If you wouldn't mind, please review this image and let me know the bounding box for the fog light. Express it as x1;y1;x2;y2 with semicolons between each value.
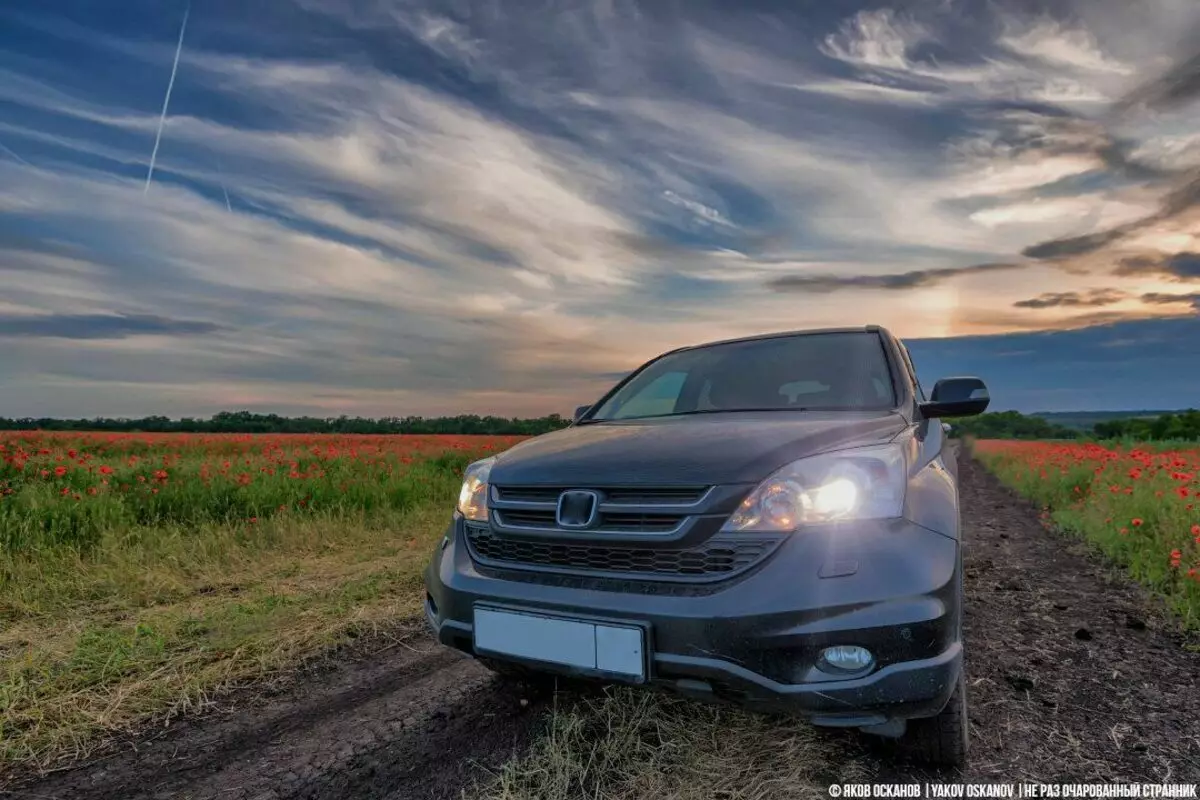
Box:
818;645;874;674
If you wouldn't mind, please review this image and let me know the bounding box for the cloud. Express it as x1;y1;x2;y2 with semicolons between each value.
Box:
1013;289;1128;309
1114;251;1200;280
1141;291;1200;308
948;308;1173;334
1115;44;1200;112
766;262;1024;293
998;18;1133;75
4;0;1200;417
819;9;930;72
1021;230;1126;259
1167;251;1200;277
0;313;223;340
816;8;1134;110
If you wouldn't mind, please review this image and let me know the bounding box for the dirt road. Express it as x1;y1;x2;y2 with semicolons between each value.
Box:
8;455;1199;799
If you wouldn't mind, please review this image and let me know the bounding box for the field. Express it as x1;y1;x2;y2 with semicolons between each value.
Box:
0;431;521;779
972;439;1200;626
6;435;1200;799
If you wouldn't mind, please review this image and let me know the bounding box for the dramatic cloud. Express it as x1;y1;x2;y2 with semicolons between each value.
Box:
1114;251;1200;280
1021;231;1126;260
0;313;222;340
1141;291;1200;308
2;0;1200;416
767;263;1022;293
1013;289;1128;309
1115;44;1200;112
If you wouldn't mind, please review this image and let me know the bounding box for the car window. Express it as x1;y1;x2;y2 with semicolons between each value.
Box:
590;332;896;421
599;371;688;420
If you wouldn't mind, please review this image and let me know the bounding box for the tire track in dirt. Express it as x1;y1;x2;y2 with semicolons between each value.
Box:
8;452;1200;799
948;455;1200;783
7;635;553;800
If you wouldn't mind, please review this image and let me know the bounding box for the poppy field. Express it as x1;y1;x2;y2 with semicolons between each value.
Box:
973;439;1200;626
0;431;522;554
0;431;524;779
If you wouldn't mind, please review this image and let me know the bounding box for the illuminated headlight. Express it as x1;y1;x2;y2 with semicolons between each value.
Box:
456;457;495;522
721;444;906;532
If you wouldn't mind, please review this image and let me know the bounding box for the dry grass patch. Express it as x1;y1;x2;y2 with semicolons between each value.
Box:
0;505;449;783
478;686;877;800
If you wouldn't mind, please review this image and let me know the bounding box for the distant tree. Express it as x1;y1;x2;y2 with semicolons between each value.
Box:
951;411;1079;440
1093;409;1200;441
4;408;1196;441
0;411;573;436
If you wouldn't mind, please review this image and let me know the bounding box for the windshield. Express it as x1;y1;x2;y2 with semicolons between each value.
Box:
587;332;897;422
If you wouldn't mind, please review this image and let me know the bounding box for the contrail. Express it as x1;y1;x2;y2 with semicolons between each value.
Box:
0;138;30;166
145;2;190;194
214;154;233;212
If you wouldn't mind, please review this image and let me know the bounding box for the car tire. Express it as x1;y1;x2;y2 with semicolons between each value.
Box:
900;668;969;768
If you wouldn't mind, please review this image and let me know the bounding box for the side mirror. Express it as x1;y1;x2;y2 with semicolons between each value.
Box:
941;422;953;434
919;377;990;418
573;405;591;422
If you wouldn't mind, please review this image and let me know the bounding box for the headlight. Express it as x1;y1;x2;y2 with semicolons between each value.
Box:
721;444;906;532
456;457;495;522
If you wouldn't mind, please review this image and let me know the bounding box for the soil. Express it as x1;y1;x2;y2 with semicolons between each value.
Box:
6;453;1199;799
949;455;1199;783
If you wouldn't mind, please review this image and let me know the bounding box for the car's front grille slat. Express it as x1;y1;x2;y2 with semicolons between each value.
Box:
493;509;685;533
492;485;710;507
492;486;561;503
496;509;558;527
464;523;776;581
598;512;681;532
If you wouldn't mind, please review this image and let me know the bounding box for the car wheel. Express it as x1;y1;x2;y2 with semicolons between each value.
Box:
899;668;968;768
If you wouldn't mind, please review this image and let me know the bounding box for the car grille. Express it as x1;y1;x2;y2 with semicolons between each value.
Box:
464;523;776;579
492;485;709;505
494;508;684;533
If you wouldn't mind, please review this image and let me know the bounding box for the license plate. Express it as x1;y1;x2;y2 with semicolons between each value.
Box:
473;606;646;681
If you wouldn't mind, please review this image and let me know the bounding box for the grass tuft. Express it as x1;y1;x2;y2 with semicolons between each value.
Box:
478;686;874;800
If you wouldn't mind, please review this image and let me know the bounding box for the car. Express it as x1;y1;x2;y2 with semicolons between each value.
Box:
424;325;990;766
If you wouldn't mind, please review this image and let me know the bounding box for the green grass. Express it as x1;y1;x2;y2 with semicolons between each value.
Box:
972;439;1200;629
0;432;505;783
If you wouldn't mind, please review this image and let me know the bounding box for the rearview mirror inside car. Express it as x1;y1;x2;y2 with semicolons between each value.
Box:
919;377;990;418
574;405;591;422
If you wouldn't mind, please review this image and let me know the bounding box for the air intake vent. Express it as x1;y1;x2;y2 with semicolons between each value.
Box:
464;523;776;580
493;509;685;533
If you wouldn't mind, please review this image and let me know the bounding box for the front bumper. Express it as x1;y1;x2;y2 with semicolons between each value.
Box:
424;515;963;728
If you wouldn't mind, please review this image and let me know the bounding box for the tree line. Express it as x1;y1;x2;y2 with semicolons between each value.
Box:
1091;409;1200;441
0;410;572;436
1;408;1197;441
951;409;1200;441
948;410;1080;440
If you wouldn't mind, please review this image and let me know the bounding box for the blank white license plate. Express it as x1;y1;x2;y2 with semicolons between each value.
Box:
473;606;646;681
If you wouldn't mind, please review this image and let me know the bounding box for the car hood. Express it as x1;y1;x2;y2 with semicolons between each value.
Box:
488;411;908;486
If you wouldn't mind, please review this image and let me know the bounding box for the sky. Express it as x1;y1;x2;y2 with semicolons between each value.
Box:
1;0;1199;418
